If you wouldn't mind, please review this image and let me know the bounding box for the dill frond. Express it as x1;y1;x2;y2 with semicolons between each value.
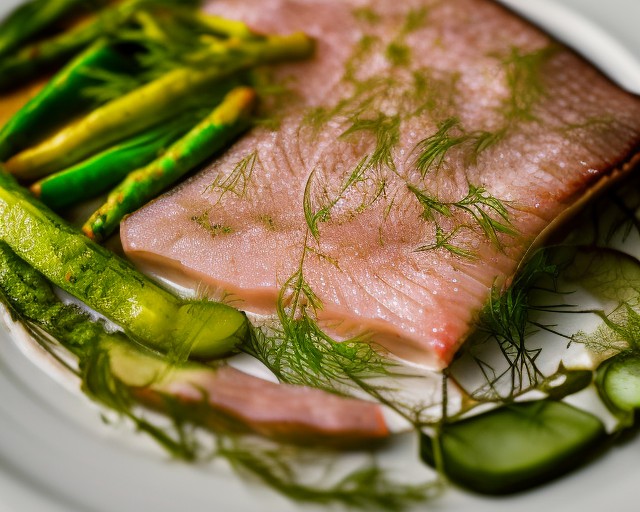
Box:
216;436;439;511
459;250;563;399
344;34;381;83
304;156;382;239
81;67;147;104
341;113;401;172
414;117;469;176
384;7;429;68
204;150;258;203
402;7;430;34
408;182;516;255
386;41;411;67
414;118;505;176
500;44;557;122
352;6;382;25
415;226;476;259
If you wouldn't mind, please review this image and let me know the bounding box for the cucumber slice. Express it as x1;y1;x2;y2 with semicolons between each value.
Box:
597;352;640;414
421;400;606;494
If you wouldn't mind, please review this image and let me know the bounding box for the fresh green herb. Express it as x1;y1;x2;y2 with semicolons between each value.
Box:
414;117;504;176
216;436;439;511
304;156;385;239
416;226;475;259
385;7;429;67
499;45;557;122
204;149;258;204
449;249;569;401
352;7;381;25
386;42;411;67
192;211;234;238
341;113;401;172
414;118;469;175
408;182;517;256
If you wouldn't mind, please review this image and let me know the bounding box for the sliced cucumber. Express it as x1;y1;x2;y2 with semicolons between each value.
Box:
421;400;606;494
596;352;640;415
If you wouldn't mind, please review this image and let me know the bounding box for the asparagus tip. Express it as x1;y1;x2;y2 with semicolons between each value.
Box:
29;182;42;198
82;224;98;241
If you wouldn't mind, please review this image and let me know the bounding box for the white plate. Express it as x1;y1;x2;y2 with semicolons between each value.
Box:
1;2;640;511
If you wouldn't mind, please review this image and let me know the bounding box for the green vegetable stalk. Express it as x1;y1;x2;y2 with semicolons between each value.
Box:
31;113;198;210
0;41;133;161
0;168;247;360
0;0;201;91
0;0;98;59
4;32;313;179
84;86;256;241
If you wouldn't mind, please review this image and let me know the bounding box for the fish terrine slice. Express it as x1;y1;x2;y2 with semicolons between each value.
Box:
121;0;640;368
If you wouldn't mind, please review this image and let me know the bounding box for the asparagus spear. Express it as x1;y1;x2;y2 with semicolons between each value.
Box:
0;41;134;161
31;113;198;210
0;0;99;59
84;86;256;241
4;32;313;179
0;0;200;91
0;1;136;91
0;168;247;360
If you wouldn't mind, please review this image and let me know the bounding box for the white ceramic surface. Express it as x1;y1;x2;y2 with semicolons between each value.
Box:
1;1;639;511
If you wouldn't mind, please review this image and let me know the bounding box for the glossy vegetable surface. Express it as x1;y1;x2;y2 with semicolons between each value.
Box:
0;169;247;359
421;400;606;494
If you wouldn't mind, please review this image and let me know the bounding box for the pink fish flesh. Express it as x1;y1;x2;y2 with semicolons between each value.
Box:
121;0;640;368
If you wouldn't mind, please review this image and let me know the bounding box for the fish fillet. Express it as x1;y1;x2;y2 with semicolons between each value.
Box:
121;0;640;368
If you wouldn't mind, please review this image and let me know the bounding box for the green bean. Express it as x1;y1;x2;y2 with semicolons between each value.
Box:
0;41;133;161
84;86;256;241
4;32;313;179
0;0;198;91
0;0;98;59
31;113;198;210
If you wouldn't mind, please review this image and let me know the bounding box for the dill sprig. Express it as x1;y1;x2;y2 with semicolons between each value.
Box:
416;226;475;259
500;45;557;122
414;117;504;176
352;7;382;25
341;113;401;172
385;7;429;67
242;237;426;424
215;436;439;511
81;67;147;103
244;266;397;394
459;250;566;400
408;182;516;255
304;156;385;239
203;149;258;204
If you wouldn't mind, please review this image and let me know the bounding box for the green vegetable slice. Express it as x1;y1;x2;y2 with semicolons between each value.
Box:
597;352;640;415
421;400;606;494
